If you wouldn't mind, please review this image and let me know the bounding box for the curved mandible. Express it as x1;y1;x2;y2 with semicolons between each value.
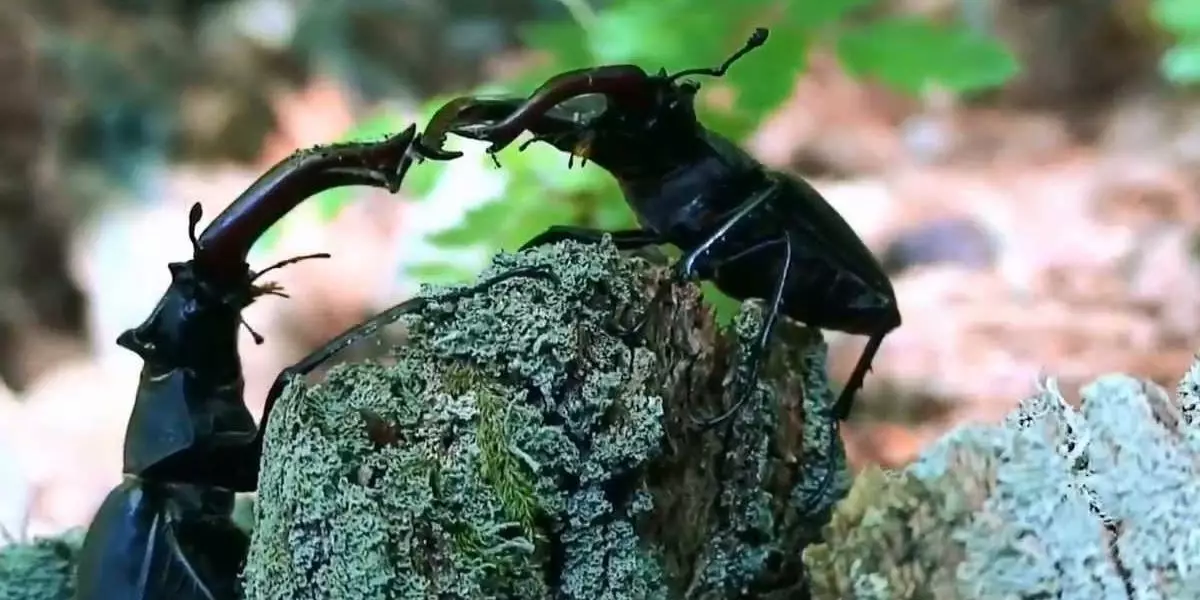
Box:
193;125;432;273
453;65;657;153
413;96;487;158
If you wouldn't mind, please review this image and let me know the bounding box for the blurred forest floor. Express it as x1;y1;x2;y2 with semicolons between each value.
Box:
3;0;1200;543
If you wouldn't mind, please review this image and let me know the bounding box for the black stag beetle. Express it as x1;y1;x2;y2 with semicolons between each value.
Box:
74;125;549;599
436;28;900;504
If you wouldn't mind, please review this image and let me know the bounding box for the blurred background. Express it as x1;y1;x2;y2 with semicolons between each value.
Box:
0;0;1198;542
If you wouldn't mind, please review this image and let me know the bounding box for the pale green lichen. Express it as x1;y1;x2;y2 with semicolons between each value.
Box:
804;358;1200;600
0;529;82;600
243;238;843;599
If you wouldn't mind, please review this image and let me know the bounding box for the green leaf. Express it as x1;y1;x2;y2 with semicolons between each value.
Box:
586;1;733;68
1153;0;1200;34
782;0;879;31
836;18;1019;95
589;190;638;230
587;1;681;64
404;261;481;286
425;200;511;248
426;188;579;254
700;283;742;326
519;20;594;69
1162;40;1200;84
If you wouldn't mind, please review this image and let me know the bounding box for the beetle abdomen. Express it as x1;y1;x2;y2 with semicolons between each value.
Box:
75;479;246;600
708;233;897;335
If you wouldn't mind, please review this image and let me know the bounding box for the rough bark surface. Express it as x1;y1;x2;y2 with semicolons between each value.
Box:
241;239;849;600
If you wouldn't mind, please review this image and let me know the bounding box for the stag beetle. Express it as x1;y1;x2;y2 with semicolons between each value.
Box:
439;28;900;505
74;124;548;599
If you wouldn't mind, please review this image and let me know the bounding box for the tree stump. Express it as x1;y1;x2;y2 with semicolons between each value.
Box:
242;238;849;599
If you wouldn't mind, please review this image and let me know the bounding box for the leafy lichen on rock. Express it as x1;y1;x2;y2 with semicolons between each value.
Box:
803;359;1200;600
0;528;81;600
242;238;846;599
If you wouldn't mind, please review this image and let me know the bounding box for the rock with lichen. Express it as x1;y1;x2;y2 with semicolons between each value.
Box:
804;358;1200;599
241;238;848;599
0;529;82;600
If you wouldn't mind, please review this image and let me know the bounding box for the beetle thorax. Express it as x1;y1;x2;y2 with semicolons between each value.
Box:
622;128;764;239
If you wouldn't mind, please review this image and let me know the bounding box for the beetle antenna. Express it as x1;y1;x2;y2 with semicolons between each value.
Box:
238;252;331;345
238;315;265;345
187;202;203;255
667;27;768;82
250;252;332;283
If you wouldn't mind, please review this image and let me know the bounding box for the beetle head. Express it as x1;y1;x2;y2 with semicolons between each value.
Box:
526;27;770;167
116;260;249;378
117;204;304;376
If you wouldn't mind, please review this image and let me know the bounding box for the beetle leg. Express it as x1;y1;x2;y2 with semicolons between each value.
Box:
648;180;789;428
673;182;780;279
264;265;557;415
833;333;884;421
797;329;888;514
690;233;792;430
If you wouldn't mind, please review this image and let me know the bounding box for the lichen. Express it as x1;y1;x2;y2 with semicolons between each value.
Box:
804;358;1200;599
0;529;82;600
242;238;843;599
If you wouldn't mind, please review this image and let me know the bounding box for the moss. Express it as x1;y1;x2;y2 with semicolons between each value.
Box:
0;529;83;600
242;238;843;599
804;362;1200;599
473;369;541;545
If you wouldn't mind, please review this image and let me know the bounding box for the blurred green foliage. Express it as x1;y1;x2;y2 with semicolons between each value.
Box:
1154;0;1200;84
263;0;1018;318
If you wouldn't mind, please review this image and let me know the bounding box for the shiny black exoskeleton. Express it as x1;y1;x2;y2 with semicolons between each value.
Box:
72;125;547;599
440;28;901;502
